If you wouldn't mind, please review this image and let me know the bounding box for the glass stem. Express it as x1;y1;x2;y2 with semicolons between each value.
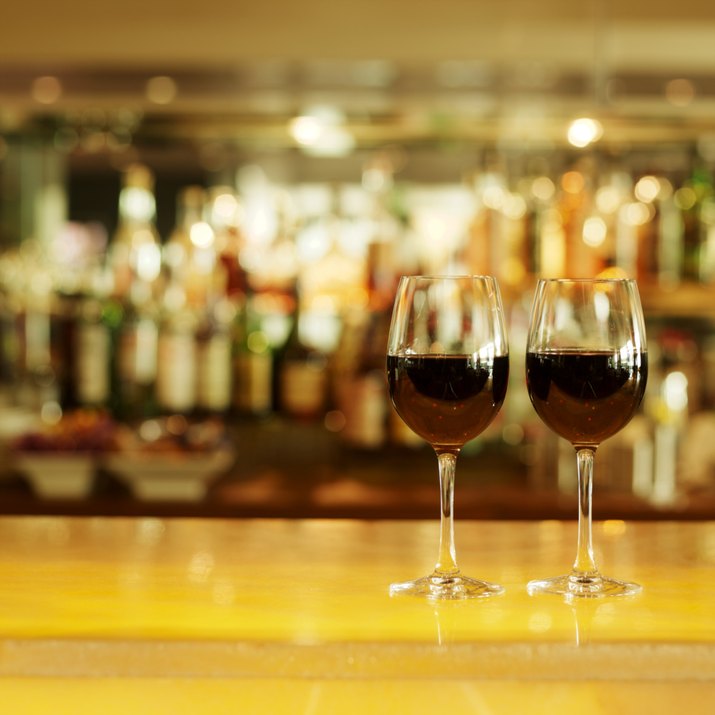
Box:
573;448;599;580
434;451;460;578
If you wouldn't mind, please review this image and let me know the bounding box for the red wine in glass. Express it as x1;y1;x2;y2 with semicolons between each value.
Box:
387;353;509;450
526;349;647;449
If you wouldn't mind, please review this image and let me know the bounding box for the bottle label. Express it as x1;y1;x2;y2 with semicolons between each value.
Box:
119;318;158;384
76;323;110;405
234;351;273;414
340;373;387;449
197;334;232;411
280;361;327;416
156;331;197;412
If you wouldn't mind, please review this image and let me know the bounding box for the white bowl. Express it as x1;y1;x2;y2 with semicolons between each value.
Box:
15;453;96;500
104;449;234;502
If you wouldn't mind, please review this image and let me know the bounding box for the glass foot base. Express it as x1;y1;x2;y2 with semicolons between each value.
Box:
527;573;642;600
390;572;504;600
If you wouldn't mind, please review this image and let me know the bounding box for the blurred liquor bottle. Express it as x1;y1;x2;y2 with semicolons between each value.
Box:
0;288;20;405
163;185;205;288
232;296;275;419
240;197;301;419
334;306;389;451
73;289;122;411
333;224;392;449
103;164;164;423
681;164;713;283
50;290;80;411
657;183;684;287
559;168;604;279
155;278;198;419
697;185;715;284
276;298;330;422
206;185;248;301
108;163;163;302
18;274;57;412
113;294;159;423
195;296;235;419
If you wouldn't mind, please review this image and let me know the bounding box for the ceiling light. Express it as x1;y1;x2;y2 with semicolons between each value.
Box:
567;117;603;148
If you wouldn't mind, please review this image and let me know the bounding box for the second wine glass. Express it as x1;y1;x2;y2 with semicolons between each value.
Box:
525;278;648;599
386;275;509;599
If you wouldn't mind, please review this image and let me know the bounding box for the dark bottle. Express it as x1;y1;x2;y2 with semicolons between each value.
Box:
0;289;20;404
334;308;389;451
50;290;81;411
277;303;329;422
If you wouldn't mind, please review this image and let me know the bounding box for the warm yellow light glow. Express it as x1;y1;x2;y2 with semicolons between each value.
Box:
528;612;553;634
597;266;628;280
595;186;621;214
634;175;661;203
135;243;162;282
501;256;527;285
561;171;584;194
189;221;215;249
212;193;240;223
146;76;177;105
32;75;62;104
503;193;527;220
567;117;603;148
663;370;688;412
657;177;674;201
621;201;653;226
674;187;697;211
539;209;566;276
531;176;555;202
583;216;607;247
665;78;696;107
120;187;155;222
247;331;269;354
309;128;356;157
290;116;323;146
482;185;505;210
603;519;627;537
288;107;355;156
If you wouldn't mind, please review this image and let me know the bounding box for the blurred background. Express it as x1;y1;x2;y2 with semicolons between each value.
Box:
0;0;714;518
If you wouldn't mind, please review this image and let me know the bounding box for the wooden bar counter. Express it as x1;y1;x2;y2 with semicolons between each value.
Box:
1;517;714;713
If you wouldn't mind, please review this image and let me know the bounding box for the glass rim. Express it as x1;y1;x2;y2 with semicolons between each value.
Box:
535;277;637;284
398;274;499;281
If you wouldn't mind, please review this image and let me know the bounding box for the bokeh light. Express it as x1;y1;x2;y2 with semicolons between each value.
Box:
567;117;603;148
32;76;62;105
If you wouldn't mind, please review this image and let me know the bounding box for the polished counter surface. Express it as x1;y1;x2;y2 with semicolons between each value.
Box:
2;517;715;713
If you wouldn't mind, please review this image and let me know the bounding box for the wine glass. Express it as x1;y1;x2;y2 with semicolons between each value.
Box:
525;278;648;598
386;275;509;599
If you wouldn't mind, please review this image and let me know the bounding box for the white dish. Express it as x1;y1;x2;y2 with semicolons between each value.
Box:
103;449;234;502
15;453;96;500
